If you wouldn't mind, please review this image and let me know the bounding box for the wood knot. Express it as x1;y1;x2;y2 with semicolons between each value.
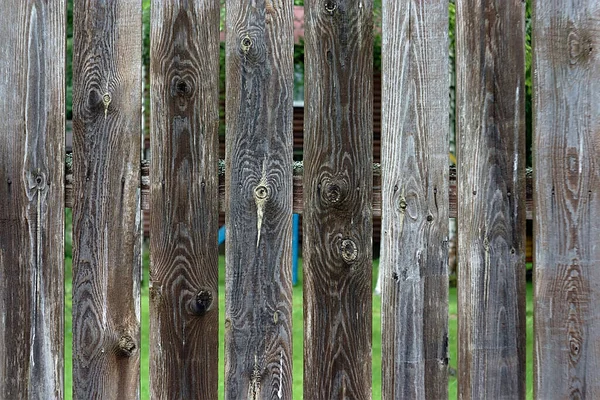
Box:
102;93;111;117
34;171;46;190
568;30;593;64
324;0;337;14
172;76;194;98
254;185;269;200
116;335;136;358
324;183;341;203
340;239;358;263
398;196;407;211
319;176;347;206
241;35;253;54
190;289;214;316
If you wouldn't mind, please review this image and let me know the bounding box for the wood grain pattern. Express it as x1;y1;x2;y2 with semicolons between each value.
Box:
224;1;294;399
455;1;527;398
380;1;449;398
71;1;142;398
303;1;373;398
149;1;220;398
533;1;600;398
71;163;535;219
0;1;65;398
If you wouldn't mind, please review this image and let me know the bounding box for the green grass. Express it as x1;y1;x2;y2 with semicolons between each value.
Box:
64;244;534;399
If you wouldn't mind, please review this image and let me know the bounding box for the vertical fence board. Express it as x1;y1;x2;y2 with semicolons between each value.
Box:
0;1;65;398
380;1;449;399
533;1;600;398
456;1;526;398
224;1;294;398
72;1;142;398
149;1;220;398
303;1;373;398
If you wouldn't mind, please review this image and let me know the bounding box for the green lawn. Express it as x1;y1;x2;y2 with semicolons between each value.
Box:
64;245;534;399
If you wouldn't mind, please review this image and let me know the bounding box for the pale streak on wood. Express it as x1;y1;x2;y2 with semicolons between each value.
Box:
149;1;221;398
225;0;294;398
533;1;600;398
71;1;142;398
380;1;449;398
456;1;526;398
0;1;65;398
255;159;269;248
303;0;373;398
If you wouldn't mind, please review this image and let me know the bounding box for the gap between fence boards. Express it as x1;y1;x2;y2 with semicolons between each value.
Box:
63;155;534;219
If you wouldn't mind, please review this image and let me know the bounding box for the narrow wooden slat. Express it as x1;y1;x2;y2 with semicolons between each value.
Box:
380;1;449;398
456;1;526;398
533;1;600;398
71;1;142;397
0;1;65;398
224;1;294;398
303;1;373;398
149;1;220;397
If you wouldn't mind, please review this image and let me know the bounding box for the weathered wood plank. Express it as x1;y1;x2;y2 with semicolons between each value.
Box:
380;1;449;398
0;1;65;398
533;1;600;398
456;1;527;398
303;1;373;398
71;1;142;398
149;1;220;398
224;1;294;398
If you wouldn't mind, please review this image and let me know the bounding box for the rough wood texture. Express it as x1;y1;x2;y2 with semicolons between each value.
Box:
455;1;527;398
71;1;142;398
380;1;449;398
224;1;294;399
303;1;373;398
533;1;600;398
0;1;65;398
69;163;535;219
150;1;220;398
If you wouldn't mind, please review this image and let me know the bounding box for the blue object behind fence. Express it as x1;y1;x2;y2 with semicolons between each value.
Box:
217;214;300;285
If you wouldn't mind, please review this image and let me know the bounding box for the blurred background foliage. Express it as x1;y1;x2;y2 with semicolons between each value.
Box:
65;0;532;165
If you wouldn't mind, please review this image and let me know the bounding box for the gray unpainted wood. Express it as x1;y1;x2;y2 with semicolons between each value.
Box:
149;1;221;398
380;1;449;399
71;1;142;398
224;0;294;398
303;0;374;398
533;1;600;398
0;1;65;398
456;0;527;398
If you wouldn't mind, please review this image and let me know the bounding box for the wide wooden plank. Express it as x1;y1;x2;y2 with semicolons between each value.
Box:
455;1;527;398
224;1;294;398
71;1;142;397
0;1;65;398
149;1;220;397
380;1;449;398
533;1;600;398
303;1;373;398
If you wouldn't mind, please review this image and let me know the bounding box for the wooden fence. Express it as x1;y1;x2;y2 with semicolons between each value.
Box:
0;0;598;399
